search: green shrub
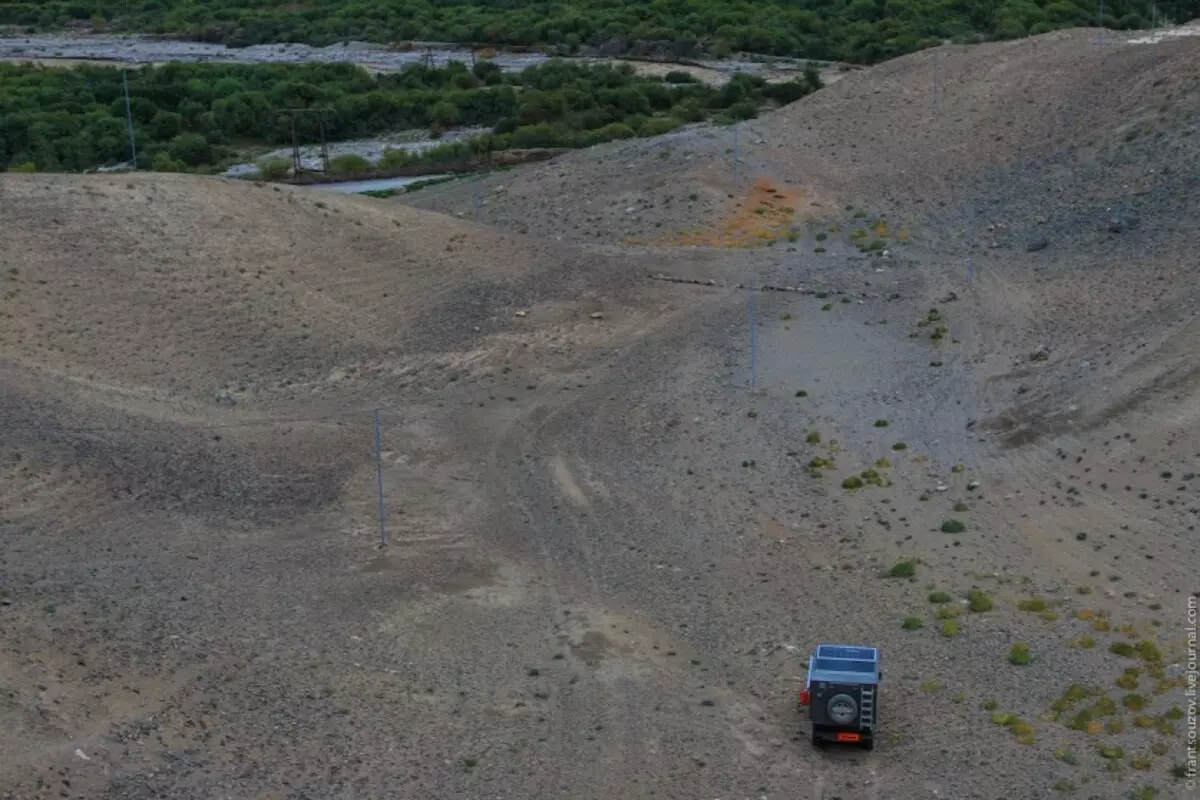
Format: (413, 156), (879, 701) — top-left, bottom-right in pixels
(928, 591), (952, 604)
(1017, 597), (1047, 612)
(256, 155), (291, 179)
(967, 588), (993, 612)
(901, 616), (923, 630)
(1123, 694), (1147, 710)
(887, 561), (916, 578)
(941, 619), (959, 636)
(842, 475), (864, 490)
(330, 153), (371, 175)
(805, 431), (820, 444)
(892, 442), (907, 450)
(940, 519), (965, 533)
(1009, 643), (1032, 665)
(1137, 640), (1162, 662)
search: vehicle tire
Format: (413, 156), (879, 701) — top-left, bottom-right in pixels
(811, 729), (824, 748)
(861, 735), (875, 751)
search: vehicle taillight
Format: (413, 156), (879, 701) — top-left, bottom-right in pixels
(799, 689), (810, 706)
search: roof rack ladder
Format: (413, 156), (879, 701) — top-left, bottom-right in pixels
(860, 686), (874, 728)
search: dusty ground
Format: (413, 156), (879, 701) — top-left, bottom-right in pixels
(2, 25), (1199, 800)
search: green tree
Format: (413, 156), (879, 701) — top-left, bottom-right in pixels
(168, 132), (211, 166)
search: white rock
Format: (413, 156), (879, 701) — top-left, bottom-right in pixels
(514, 311), (527, 317)
(935, 484), (949, 492)
(75, 749), (90, 761)
(590, 312), (604, 319)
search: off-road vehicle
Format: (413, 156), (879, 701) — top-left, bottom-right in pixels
(798, 643), (881, 750)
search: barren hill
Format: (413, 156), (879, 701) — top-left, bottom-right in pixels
(3, 26), (1199, 800)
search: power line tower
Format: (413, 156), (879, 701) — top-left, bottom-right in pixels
(280, 108), (332, 177)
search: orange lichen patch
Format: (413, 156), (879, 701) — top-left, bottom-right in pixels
(651, 178), (809, 249)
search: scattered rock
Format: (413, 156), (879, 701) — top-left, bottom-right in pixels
(213, 390), (235, 406)
(1029, 345), (1050, 362)
(1106, 211), (1140, 233)
(589, 312), (604, 319)
(1026, 235), (1049, 252)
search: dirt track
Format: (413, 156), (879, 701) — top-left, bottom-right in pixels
(2, 26), (1199, 800)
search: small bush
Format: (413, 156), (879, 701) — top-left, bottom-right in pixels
(1117, 671), (1140, 690)
(892, 442), (907, 450)
(805, 431), (820, 444)
(1137, 640), (1162, 662)
(982, 699), (998, 711)
(1076, 635), (1096, 649)
(1009, 643), (1032, 666)
(1110, 642), (1136, 657)
(928, 591), (952, 604)
(967, 588), (993, 612)
(920, 679), (939, 692)
(940, 619), (959, 636)
(1123, 694), (1147, 711)
(935, 605), (960, 619)
(941, 519), (966, 533)
(873, 419), (889, 427)
(1018, 597), (1047, 612)
(329, 153), (371, 175)
(887, 561), (916, 578)
(256, 155), (292, 179)
(952, 502), (969, 512)
(795, 389), (808, 397)
(842, 475), (865, 490)
(1097, 744), (1124, 760)
(902, 616), (924, 630)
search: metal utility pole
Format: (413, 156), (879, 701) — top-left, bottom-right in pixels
(374, 410), (386, 548)
(931, 52), (940, 117)
(122, 66), (137, 169)
(282, 108), (333, 177)
(748, 283), (757, 389)
(733, 122), (740, 184)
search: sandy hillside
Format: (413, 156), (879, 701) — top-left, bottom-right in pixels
(2, 25), (1199, 800)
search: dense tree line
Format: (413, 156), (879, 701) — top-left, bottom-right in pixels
(1, 0), (1193, 64)
(0, 59), (819, 173)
